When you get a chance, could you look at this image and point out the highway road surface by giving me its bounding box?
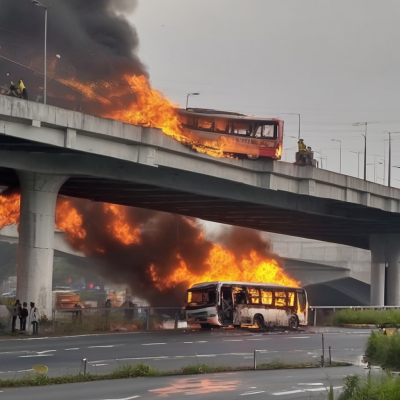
[0,365,368,400]
[0,327,371,379]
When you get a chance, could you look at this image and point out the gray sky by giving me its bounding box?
[129,1,400,183]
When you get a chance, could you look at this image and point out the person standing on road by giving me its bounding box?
[29,302,39,335]
[20,302,28,332]
[11,299,21,333]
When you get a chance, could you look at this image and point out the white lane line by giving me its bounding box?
[184,342,193,344]
[88,345,122,348]
[298,383,323,386]
[240,391,265,396]
[196,341,208,343]
[103,396,140,400]
[142,343,166,346]
[247,338,269,341]
[37,350,57,354]
[91,364,108,367]
[223,339,243,342]
[19,354,54,358]
[285,336,310,339]
[65,348,80,351]
[17,369,34,373]
[272,386,342,396]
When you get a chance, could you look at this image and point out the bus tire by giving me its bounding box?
[200,323,212,329]
[254,315,265,329]
[289,316,299,329]
[247,154,259,160]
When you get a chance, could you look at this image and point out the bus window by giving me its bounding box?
[263,125,275,138]
[261,290,272,305]
[215,119,228,133]
[247,288,260,304]
[297,291,307,313]
[198,119,213,131]
[186,289,217,305]
[233,287,247,304]
[233,122,249,136]
[274,291,286,307]
[287,292,295,307]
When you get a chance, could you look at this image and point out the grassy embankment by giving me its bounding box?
[0,360,350,388]
[333,309,400,326]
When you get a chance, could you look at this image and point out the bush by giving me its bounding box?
[365,331,400,370]
[333,309,400,326]
[336,373,400,400]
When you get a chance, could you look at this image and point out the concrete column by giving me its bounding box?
[369,235,386,306]
[16,171,68,318]
[370,234,400,306]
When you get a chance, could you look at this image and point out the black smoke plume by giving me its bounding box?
[0,0,146,110]
[59,197,280,306]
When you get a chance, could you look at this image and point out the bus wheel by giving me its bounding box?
[200,323,212,329]
[289,316,298,329]
[254,315,265,330]
[247,154,259,160]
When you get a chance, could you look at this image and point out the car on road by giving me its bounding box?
[1,289,16,298]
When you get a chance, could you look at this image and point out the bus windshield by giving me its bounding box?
[186,289,218,306]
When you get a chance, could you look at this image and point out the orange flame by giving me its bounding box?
[55,199,87,250]
[103,203,141,245]
[0,192,20,230]
[150,244,299,290]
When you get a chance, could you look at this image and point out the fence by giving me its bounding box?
[51,306,186,334]
[309,306,400,326]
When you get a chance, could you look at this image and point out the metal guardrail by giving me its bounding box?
[309,305,400,326]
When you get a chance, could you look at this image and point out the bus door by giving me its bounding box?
[232,287,250,326]
[221,286,233,324]
[296,290,307,325]
[271,290,288,326]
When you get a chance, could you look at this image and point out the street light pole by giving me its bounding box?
[31,0,48,104]
[350,151,361,178]
[186,92,200,109]
[331,139,342,173]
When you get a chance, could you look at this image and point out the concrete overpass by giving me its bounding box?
[1,95,400,313]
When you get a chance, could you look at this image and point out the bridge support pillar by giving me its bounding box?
[16,171,68,318]
[370,234,400,306]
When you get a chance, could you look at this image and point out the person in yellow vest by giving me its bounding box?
[297,139,310,163]
[298,139,308,154]
[18,79,28,100]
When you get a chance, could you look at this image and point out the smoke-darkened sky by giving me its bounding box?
[131,0,400,182]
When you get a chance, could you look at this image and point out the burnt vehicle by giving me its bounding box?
[177,108,283,160]
[184,281,308,329]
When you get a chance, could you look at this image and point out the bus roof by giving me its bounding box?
[178,108,282,123]
[188,281,302,291]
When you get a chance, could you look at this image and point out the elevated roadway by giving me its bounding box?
[0,96,399,310]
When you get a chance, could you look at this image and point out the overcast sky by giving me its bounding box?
[128,0,400,183]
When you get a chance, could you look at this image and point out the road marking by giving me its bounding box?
[272,386,342,395]
[103,396,140,400]
[142,343,166,346]
[285,336,309,339]
[65,348,80,351]
[91,364,108,367]
[19,354,54,358]
[184,342,193,344]
[17,369,34,373]
[298,383,323,386]
[88,345,121,348]
[247,338,269,341]
[240,391,265,396]
[196,341,208,343]
[223,339,243,342]
[37,350,57,354]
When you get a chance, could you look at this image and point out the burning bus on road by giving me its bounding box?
[185,281,308,330]
[177,108,283,160]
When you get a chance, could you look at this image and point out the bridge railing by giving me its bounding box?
[309,305,400,326]
[50,306,186,335]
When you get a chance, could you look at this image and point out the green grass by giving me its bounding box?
[0,360,350,388]
[333,309,400,326]
[365,331,400,370]
[333,373,400,400]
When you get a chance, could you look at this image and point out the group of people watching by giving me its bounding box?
[11,300,39,334]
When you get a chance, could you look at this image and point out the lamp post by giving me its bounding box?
[186,92,200,109]
[279,113,301,140]
[31,0,48,104]
[350,151,362,178]
[354,123,368,181]
[331,139,342,173]
[383,131,400,187]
